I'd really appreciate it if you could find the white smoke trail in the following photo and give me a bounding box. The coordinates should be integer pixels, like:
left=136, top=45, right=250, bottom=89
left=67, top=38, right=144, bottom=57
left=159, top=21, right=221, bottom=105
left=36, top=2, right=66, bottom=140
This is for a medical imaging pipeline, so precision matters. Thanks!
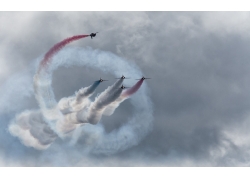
left=56, top=79, right=124, bottom=134
left=103, top=96, right=128, bottom=116
left=56, top=80, right=102, bottom=134
left=58, top=80, right=102, bottom=115
left=35, top=72, right=63, bottom=121
left=100, top=78, right=125, bottom=116
left=8, top=110, right=57, bottom=149
left=6, top=47, right=153, bottom=155
left=84, top=86, right=123, bottom=124
left=75, top=79, right=124, bottom=124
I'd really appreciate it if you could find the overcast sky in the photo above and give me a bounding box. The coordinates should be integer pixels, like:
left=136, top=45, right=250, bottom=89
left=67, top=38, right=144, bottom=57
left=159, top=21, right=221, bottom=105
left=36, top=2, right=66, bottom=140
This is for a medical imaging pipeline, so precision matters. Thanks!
left=1, top=12, right=250, bottom=166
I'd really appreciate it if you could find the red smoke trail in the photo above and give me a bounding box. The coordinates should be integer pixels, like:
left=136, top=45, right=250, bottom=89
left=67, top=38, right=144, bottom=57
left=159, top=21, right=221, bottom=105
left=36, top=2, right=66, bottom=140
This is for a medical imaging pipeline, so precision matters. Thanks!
left=122, top=79, right=144, bottom=97
left=38, top=34, right=89, bottom=72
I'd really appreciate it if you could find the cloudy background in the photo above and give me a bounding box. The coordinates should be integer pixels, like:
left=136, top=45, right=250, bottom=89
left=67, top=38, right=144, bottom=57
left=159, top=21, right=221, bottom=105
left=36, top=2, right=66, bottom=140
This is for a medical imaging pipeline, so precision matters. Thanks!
left=1, top=12, right=250, bottom=166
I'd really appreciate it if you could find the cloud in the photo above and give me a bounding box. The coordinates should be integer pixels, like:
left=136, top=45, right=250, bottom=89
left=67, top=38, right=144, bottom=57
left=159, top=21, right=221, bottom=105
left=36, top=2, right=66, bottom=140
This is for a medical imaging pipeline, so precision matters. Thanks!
left=1, top=12, right=250, bottom=166
left=200, top=12, right=250, bottom=37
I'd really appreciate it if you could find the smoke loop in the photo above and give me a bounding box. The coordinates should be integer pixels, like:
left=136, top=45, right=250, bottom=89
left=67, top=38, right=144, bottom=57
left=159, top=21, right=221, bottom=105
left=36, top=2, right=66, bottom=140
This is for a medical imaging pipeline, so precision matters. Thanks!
left=7, top=47, right=153, bottom=155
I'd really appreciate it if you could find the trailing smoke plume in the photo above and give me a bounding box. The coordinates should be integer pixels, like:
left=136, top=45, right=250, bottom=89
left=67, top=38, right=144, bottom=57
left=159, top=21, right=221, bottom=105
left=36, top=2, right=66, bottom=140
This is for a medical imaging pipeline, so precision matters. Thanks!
left=56, top=79, right=124, bottom=134
left=103, top=79, right=144, bottom=116
left=6, top=35, right=153, bottom=155
left=38, top=35, right=89, bottom=73
left=81, top=82, right=123, bottom=125
left=9, top=110, right=58, bottom=150
left=58, top=81, right=101, bottom=120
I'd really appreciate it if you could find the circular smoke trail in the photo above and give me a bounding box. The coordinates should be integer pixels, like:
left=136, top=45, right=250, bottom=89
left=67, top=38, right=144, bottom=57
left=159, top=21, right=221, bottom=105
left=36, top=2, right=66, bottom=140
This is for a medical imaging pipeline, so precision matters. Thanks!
left=4, top=37, right=153, bottom=155
left=33, top=35, right=89, bottom=137
left=42, top=47, right=153, bottom=154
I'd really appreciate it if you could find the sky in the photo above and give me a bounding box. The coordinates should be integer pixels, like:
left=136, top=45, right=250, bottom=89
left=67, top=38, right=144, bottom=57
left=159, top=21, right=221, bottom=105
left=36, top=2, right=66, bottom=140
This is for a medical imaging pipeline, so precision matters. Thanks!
left=1, top=11, right=250, bottom=167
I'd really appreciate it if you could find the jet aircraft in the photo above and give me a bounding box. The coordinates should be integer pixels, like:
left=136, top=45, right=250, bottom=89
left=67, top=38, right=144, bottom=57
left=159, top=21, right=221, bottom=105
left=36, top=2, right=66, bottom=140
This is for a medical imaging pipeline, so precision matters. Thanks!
left=98, top=78, right=108, bottom=82
left=90, top=32, right=98, bottom=39
left=136, top=77, right=151, bottom=80
left=120, top=85, right=130, bottom=89
left=115, top=75, right=129, bottom=79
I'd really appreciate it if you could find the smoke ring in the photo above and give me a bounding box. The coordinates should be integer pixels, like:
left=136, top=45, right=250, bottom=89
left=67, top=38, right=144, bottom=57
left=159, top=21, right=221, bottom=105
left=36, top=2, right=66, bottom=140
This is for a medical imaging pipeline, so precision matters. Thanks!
left=7, top=47, right=154, bottom=155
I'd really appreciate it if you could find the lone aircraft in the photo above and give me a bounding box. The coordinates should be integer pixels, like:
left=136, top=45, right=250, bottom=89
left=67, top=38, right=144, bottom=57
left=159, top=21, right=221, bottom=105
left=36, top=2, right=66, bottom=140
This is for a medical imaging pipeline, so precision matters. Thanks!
left=90, top=32, right=98, bottom=39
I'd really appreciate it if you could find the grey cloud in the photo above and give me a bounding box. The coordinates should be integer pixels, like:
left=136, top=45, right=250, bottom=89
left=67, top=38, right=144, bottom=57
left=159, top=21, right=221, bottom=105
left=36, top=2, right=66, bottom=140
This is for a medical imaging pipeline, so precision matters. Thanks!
left=1, top=12, right=250, bottom=166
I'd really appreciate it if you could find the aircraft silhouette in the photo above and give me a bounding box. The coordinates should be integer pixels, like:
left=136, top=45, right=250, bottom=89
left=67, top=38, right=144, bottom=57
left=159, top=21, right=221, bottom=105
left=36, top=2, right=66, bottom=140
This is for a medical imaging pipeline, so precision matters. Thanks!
left=98, top=78, right=108, bottom=82
left=90, top=32, right=98, bottom=39
left=120, top=85, right=130, bottom=89
left=115, top=75, right=130, bottom=79
left=136, top=76, right=151, bottom=80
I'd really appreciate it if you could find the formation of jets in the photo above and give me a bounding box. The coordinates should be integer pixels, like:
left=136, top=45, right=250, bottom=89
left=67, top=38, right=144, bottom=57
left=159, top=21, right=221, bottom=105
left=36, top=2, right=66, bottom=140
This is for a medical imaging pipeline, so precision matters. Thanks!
left=98, top=75, right=150, bottom=89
